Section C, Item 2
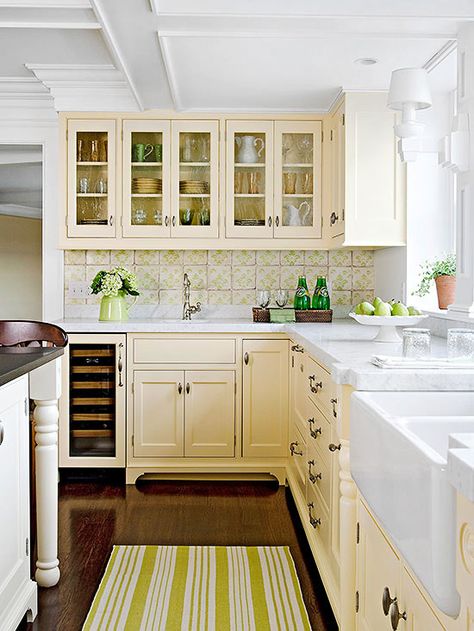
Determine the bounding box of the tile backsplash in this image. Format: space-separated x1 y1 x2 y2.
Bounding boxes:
64 249 375 317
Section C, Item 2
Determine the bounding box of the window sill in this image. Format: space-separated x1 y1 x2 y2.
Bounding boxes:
423 308 474 324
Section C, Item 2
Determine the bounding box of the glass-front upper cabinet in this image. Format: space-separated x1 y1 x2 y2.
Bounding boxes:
274 121 322 238
170 120 219 238
226 121 273 238
67 119 116 238
122 120 171 237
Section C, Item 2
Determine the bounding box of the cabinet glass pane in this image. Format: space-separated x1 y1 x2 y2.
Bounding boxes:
69 344 116 458
178 132 211 227
76 131 109 226
130 130 163 226
234 132 266 227
281 132 314 228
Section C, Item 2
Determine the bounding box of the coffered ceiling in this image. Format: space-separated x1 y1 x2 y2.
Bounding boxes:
0 0 471 113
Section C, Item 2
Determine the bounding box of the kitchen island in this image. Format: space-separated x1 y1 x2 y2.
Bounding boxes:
0 346 63 631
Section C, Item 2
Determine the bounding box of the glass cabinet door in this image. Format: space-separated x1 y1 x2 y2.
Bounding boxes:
274 121 322 238
226 120 273 238
67 119 116 237
171 120 219 238
122 120 171 237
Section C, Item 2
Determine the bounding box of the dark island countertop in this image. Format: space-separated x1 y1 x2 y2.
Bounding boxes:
0 346 64 388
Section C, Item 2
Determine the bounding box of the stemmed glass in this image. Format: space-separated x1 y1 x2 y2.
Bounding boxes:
275 289 289 308
296 136 313 163
257 290 271 308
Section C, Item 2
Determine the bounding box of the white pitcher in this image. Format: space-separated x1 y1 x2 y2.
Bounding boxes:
285 201 311 226
235 135 265 163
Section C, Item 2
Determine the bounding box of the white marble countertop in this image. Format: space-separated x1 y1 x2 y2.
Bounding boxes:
55 317 474 392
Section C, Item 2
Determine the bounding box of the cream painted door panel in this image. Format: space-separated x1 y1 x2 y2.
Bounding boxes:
242 339 289 457
356 500 400 631
184 371 235 457
291 343 308 437
329 104 345 238
274 121 322 239
133 370 184 457
399 568 445 631
67 119 116 238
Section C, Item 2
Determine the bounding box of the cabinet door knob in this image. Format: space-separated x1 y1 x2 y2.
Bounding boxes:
172 216 176 227
267 216 272 227
164 215 169 227
291 344 304 353
178 383 183 395
185 382 190 394
0 422 4 446
109 215 114 226
390 600 407 630
244 352 249 365
328 443 341 452
382 586 397 616
275 216 280 227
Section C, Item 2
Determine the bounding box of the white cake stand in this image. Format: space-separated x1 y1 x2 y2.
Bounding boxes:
349 312 429 342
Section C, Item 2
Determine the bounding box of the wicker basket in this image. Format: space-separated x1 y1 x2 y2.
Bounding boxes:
252 307 332 323
252 307 271 322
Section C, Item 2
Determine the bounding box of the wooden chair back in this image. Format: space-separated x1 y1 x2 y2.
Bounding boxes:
0 320 68 348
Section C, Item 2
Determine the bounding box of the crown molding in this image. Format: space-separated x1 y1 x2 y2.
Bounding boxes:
0 77 57 121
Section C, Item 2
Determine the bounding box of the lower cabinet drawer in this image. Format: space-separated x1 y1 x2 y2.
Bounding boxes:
305 399 331 470
306 482 331 552
133 337 236 364
306 444 331 512
289 426 307 501
307 355 337 418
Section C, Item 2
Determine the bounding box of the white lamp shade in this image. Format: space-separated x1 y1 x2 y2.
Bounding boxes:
388 68 432 110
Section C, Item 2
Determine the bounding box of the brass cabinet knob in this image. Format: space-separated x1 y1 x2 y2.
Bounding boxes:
382 586 396 616
390 600 407 630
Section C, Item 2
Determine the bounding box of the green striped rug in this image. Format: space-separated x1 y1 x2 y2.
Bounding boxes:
83 545 311 630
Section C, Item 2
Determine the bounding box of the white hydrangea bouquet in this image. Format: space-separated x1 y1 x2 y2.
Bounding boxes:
90 266 139 321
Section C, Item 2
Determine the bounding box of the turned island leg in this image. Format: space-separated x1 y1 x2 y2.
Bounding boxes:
30 358 62 588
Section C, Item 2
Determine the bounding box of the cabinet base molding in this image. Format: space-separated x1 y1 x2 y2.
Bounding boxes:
0 578 37 631
125 463 287 485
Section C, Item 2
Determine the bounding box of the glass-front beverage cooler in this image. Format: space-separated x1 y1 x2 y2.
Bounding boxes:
59 334 126 467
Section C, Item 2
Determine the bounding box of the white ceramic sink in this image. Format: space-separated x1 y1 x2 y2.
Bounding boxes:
350 391 474 617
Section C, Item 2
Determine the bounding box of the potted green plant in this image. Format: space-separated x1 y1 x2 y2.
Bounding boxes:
413 254 456 310
90 266 139 321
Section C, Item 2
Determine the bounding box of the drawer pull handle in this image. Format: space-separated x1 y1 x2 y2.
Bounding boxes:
291 344 304 353
118 342 124 387
390 601 407 630
244 352 249 365
309 375 322 393
178 383 183 395
186 382 190 395
328 443 341 452
330 397 337 418
268 216 272 228
330 211 339 226
0 422 4 446
289 441 303 456
307 418 322 439
172 216 176 227
382 587 396 616
109 215 114 226
307 502 321 528
164 215 169 227
308 460 322 483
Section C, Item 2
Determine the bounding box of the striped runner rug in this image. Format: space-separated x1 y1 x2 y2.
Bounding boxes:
83 545 311 630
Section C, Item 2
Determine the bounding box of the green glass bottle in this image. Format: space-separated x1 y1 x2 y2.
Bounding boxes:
312 276 330 310
294 275 311 310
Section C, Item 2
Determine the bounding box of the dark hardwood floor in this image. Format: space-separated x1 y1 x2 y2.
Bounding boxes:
25 478 338 631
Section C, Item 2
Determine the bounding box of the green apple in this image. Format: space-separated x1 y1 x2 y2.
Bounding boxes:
408 306 422 316
373 296 383 308
391 302 410 317
374 301 392 316
359 301 375 316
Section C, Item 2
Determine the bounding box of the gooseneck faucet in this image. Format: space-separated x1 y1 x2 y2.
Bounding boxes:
182 273 201 320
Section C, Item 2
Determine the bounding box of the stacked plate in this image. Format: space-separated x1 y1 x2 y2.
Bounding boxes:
132 177 162 194
179 180 209 195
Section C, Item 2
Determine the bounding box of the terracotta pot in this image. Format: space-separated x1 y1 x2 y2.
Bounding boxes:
434 275 456 310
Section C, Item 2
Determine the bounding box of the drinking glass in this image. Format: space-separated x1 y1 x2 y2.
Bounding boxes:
257 290 271 308
234 171 244 194
96 178 107 194
301 172 313 194
77 139 84 162
402 328 431 358
248 172 261 195
447 328 474 360
283 172 297 194
79 177 89 193
90 140 99 162
153 209 162 225
133 208 147 224
276 289 289 308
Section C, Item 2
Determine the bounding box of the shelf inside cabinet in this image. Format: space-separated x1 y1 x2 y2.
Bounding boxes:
179 193 210 198
179 162 210 166
283 194 313 198
131 194 162 198
234 194 265 198
77 161 108 166
282 163 313 168
131 162 162 166
235 163 265 167
76 193 108 198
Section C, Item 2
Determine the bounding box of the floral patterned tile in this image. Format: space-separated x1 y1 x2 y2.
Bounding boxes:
280 250 304 266
329 267 352 291
159 290 181 305
256 266 280 290
138 290 159 305
111 250 134 266
351 290 375 307
192 289 208 305
134 265 159 290
208 266 232 290
184 250 208 265
208 290 232 305
86 293 101 305
64 265 85 284
135 250 160 265
329 249 352 267
160 250 184 265
304 250 328 266
232 266 256 290
256 250 280 266
232 250 256 266
352 267 375 291
304 267 328 292
208 250 231 265
160 265 184 289
183 266 207 290
352 249 374 267
280 266 304 291
332 291 352 306
65 296 85 306
232 290 256 305
65 250 85 265
86 250 110 265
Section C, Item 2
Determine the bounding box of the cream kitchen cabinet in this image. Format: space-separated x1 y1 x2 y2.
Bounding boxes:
242 339 289 458
132 369 235 458
326 93 406 247
0 376 37 631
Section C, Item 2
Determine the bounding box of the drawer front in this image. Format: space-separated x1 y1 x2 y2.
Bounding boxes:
306 443 331 512
306 355 337 418
133 338 236 364
305 399 331 470
289 426 307 501
306 482 331 552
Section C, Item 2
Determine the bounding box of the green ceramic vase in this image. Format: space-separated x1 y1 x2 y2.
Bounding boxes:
99 290 134 321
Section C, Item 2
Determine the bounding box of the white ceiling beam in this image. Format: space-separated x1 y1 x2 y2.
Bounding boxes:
0 7 99 28
0 0 91 7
